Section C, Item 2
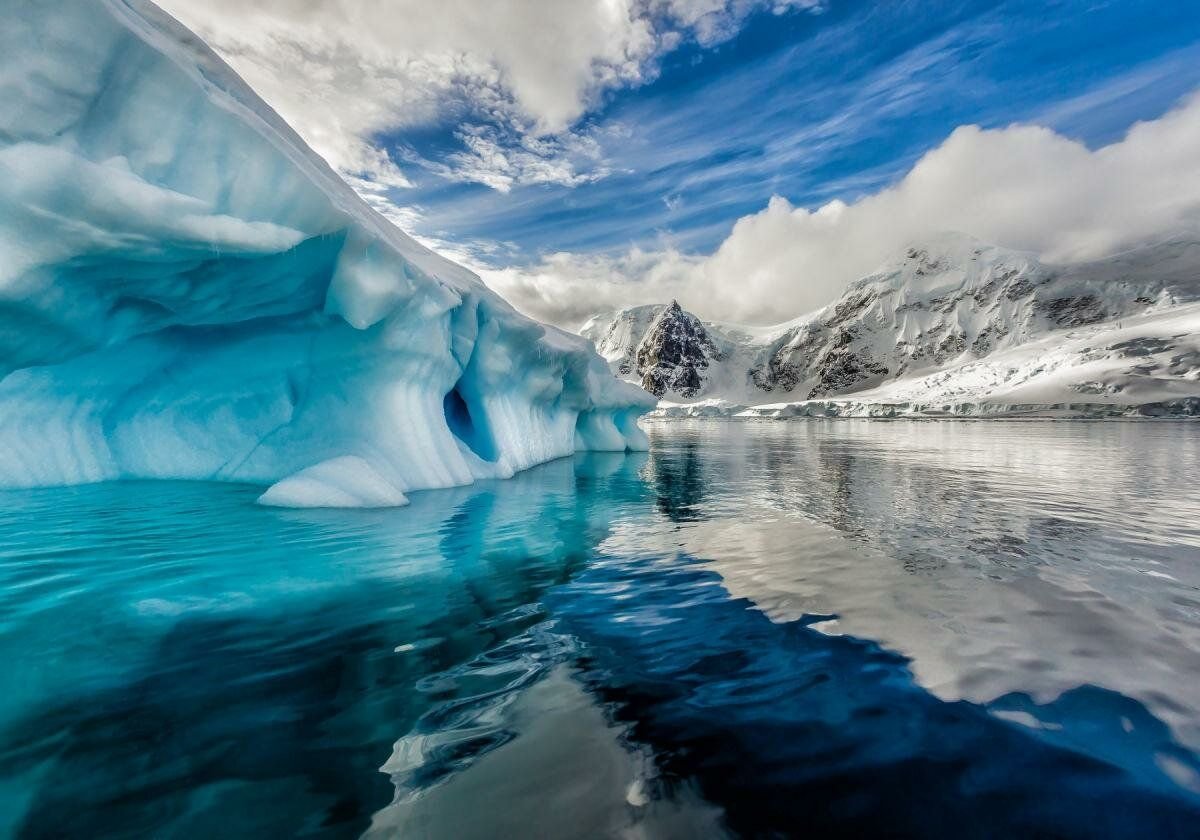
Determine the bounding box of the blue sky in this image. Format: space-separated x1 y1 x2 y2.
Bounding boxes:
167 0 1200 323
386 0 1200 260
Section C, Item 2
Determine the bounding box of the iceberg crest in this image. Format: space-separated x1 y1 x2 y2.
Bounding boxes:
0 0 652 507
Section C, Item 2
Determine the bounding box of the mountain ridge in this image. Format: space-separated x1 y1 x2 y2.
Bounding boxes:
579 234 1200 417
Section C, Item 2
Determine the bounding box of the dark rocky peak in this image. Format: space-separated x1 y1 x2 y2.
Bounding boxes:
635 300 721 397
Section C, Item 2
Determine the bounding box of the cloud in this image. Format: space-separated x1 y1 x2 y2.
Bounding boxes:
158 0 821 196
158 0 648 190
658 0 825 46
427 126 612 194
480 91 1200 328
477 248 702 328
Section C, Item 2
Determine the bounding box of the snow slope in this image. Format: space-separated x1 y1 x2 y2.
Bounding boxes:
584 235 1200 418
0 0 652 506
733 304 1200 419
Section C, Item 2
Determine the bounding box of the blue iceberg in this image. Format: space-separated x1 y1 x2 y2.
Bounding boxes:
0 0 652 507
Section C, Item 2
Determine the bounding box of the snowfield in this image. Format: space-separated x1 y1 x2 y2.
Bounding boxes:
0 0 652 507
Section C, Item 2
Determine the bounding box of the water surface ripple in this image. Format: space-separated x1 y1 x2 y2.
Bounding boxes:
2 420 1199 837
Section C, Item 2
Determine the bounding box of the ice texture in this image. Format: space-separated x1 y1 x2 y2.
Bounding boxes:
0 0 652 507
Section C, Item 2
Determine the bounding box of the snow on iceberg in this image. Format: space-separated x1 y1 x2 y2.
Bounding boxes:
0 0 653 507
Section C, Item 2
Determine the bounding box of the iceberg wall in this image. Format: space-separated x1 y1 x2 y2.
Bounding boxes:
0 0 652 507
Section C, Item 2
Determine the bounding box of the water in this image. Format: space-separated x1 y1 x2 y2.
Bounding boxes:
2 420 1200 838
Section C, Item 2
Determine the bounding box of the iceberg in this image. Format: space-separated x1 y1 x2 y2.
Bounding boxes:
0 0 652 507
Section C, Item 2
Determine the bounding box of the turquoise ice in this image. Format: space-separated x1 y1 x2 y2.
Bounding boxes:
0 0 652 507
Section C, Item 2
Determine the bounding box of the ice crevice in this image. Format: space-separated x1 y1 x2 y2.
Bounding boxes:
0 0 653 508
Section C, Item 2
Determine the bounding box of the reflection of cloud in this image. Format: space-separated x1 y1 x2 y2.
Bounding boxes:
369 667 724 837
562 526 1200 835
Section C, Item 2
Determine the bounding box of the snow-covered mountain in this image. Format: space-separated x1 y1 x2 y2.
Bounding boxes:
581 234 1200 417
0 0 651 507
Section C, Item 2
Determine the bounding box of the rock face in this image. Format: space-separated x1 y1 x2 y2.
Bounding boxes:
582 301 724 398
581 234 1200 412
634 301 723 396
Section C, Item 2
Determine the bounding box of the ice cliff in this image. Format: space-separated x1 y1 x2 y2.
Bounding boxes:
0 0 652 507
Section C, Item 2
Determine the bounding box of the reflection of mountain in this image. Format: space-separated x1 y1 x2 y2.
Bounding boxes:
646 438 708 522
816 439 858 535
632 421 1200 751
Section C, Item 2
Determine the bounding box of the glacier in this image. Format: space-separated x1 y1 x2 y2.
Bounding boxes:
0 0 652 507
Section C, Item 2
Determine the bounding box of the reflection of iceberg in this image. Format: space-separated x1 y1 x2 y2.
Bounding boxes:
0 0 651 507
0 452 659 836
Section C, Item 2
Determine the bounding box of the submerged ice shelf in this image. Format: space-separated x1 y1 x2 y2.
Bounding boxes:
0 0 652 507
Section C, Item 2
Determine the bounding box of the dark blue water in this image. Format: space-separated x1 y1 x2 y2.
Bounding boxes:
3 421 1200 838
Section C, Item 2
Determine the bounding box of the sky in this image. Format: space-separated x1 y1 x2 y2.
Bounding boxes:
161 0 1200 327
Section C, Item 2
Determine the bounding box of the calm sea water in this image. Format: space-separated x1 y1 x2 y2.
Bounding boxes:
3 420 1200 838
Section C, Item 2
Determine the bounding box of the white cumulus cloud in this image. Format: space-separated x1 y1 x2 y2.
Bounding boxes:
158 0 822 194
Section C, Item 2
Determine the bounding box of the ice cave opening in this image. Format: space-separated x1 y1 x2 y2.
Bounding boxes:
443 382 497 463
